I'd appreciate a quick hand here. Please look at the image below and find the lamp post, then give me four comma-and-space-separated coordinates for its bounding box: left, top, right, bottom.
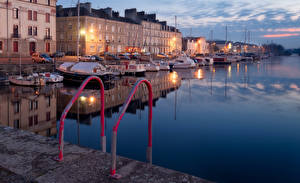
77, 0, 80, 62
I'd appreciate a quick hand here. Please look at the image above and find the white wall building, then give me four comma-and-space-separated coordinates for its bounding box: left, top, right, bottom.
0, 0, 56, 57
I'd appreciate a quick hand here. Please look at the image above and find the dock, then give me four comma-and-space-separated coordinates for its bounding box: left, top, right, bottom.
0, 125, 212, 183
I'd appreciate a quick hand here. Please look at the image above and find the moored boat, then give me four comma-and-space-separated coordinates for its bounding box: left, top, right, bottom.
107, 61, 146, 76
213, 54, 231, 65
57, 62, 115, 83
40, 72, 64, 83
170, 55, 196, 69
155, 61, 170, 71
144, 63, 160, 72
9, 75, 46, 86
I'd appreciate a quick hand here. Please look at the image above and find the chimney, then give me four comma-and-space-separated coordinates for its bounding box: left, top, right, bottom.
103, 7, 112, 17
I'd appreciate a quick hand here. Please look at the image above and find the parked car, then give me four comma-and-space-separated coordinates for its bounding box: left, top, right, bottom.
79, 55, 93, 62
130, 52, 141, 59
90, 55, 104, 61
118, 53, 130, 60
32, 53, 53, 63
100, 53, 120, 61
157, 53, 169, 59
51, 51, 65, 58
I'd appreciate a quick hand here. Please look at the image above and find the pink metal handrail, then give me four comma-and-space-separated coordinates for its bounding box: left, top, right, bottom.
110, 79, 153, 179
56, 76, 105, 161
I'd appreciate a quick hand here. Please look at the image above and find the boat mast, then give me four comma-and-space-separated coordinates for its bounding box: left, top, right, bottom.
77, 0, 80, 62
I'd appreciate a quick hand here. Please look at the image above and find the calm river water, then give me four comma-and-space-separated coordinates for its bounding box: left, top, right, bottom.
1, 56, 300, 183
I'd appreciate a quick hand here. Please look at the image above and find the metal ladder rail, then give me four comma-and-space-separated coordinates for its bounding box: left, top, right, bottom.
56, 76, 106, 162
110, 79, 153, 179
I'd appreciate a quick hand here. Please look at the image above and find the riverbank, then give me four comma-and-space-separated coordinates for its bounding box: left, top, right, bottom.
0, 125, 212, 183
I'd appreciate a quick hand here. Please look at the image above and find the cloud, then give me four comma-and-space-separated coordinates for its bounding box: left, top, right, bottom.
291, 15, 300, 21
256, 15, 266, 21
263, 33, 300, 38
274, 28, 300, 32
272, 14, 285, 21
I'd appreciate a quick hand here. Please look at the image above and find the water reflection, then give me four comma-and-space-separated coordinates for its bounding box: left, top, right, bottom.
0, 85, 58, 136
57, 72, 182, 120
1, 57, 300, 183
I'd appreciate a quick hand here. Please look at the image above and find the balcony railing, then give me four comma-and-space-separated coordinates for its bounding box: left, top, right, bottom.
11, 33, 20, 38
44, 35, 52, 40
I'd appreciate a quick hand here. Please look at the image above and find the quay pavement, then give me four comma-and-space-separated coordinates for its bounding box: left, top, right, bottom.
0, 125, 213, 183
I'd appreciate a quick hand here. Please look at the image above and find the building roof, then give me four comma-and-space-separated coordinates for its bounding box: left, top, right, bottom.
56, 4, 140, 25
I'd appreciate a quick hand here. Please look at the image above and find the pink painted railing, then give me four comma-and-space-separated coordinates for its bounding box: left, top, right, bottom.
110, 79, 153, 179
56, 76, 106, 162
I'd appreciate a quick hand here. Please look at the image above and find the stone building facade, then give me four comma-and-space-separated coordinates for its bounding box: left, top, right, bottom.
56, 3, 182, 55
0, 0, 56, 57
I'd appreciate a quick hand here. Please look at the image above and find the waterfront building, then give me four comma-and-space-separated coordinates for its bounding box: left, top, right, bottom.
183, 37, 209, 55
125, 8, 182, 54
56, 3, 182, 55
0, 0, 57, 57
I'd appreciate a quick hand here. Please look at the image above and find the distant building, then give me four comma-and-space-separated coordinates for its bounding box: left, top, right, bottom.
0, 0, 57, 57
207, 40, 233, 53
183, 37, 208, 55
56, 3, 182, 55
125, 8, 182, 54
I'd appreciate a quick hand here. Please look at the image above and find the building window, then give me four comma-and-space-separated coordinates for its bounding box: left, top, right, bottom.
34, 101, 38, 109
13, 41, 18, 52
33, 11, 37, 21
47, 128, 51, 137
68, 24, 72, 30
33, 27, 37, 36
30, 0, 37, 3
45, 42, 50, 52
14, 119, 20, 129
34, 115, 38, 125
13, 8, 19, 19
13, 25, 18, 35
45, 13, 50, 23
47, 96, 51, 107
29, 101, 33, 110
0, 41, 3, 51
28, 26, 32, 36
13, 101, 20, 113
99, 24, 102, 30
45, 28, 50, 37
112, 26, 115, 32
47, 0, 50, 6
29, 116, 33, 127
46, 112, 51, 121
28, 10, 32, 20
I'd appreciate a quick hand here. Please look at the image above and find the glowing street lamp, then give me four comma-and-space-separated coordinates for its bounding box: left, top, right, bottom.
80, 29, 86, 35
89, 96, 95, 103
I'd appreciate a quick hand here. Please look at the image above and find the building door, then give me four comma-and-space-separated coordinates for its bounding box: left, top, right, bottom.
29, 42, 36, 55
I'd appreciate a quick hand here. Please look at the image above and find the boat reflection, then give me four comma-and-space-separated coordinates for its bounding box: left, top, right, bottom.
57, 72, 182, 121
0, 85, 58, 137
